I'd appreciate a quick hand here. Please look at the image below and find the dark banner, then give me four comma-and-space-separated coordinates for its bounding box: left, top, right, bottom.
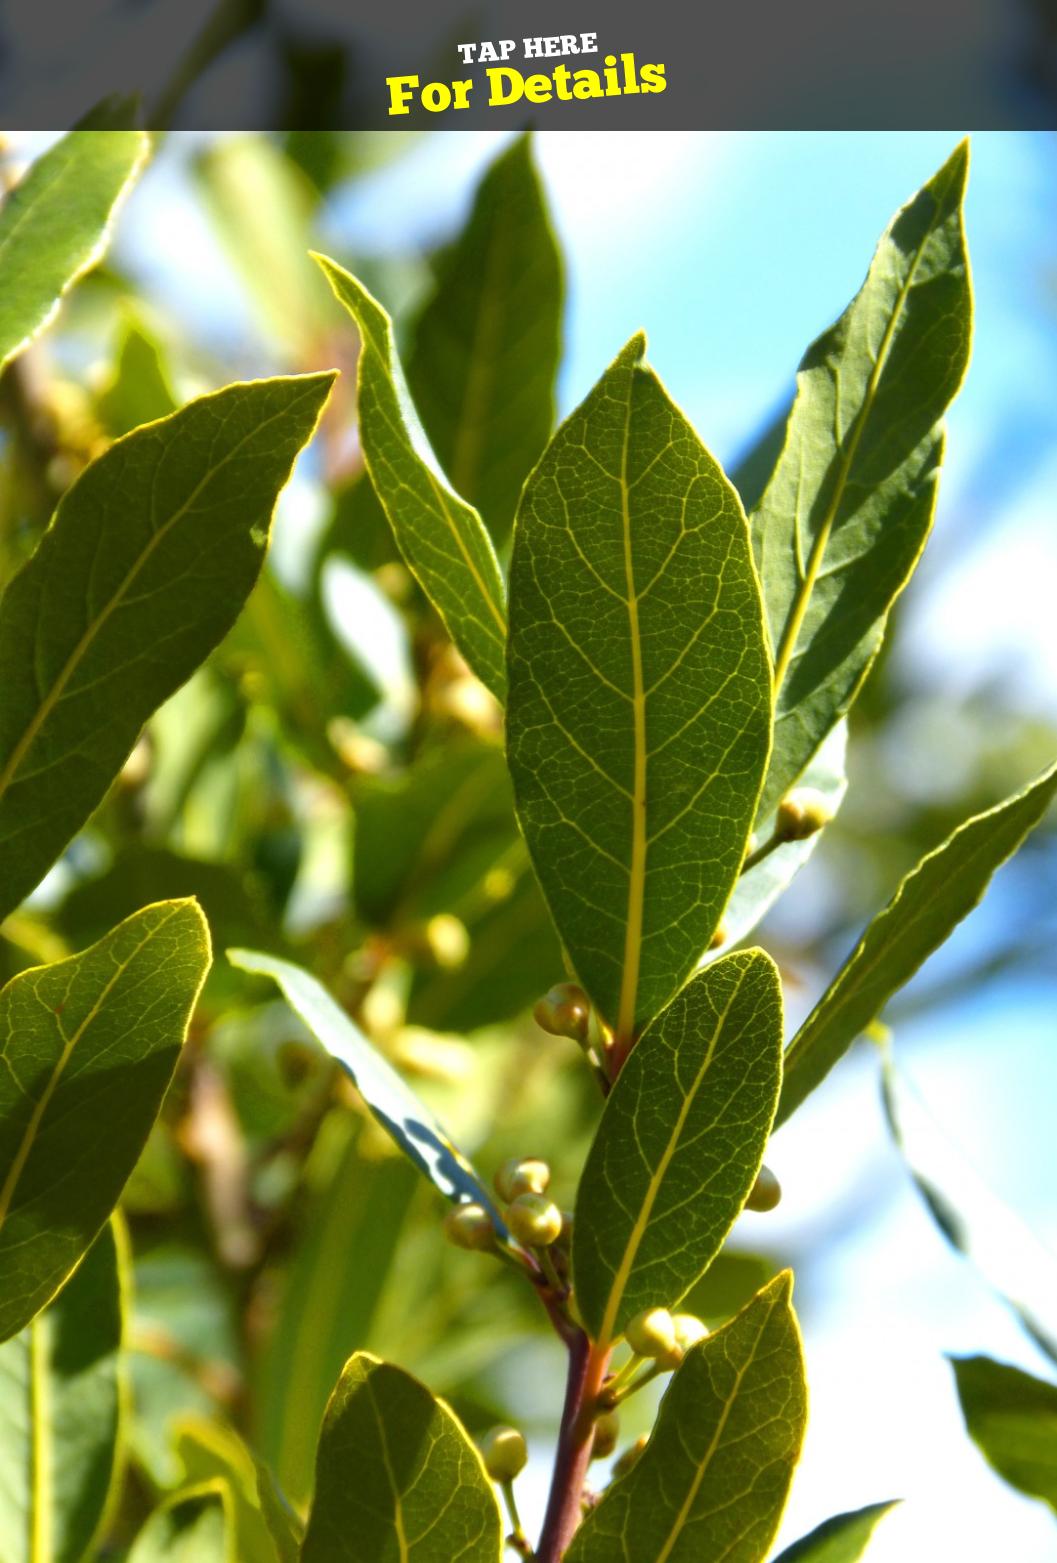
0, 0, 1054, 128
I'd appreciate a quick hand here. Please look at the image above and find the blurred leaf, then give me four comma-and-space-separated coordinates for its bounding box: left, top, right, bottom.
778, 762, 1057, 1127
507, 332, 771, 1038
0, 1217, 126, 1563
409, 847, 563, 1032
0, 372, 335, 922
951, 1356, 1057, 1515
195, 137, 334, 358
57, 847, 278, 968
352, 738, 512, 928
227, 948, 508, 1236
255, 1115, 417, 1506
566, 1273, 806, 1562
709, 721, 848, 961
882, 1051, 1057, 1365
300, 1351, 503, 1563
95, 312, 178, 438
0, 129, 148, 371
0, 899, 210, 1341
316, 470, 400, 575
128, 1480, 234, 1561
130, 1245, 241, 1488
142, 669, 246, 842
573, 951, 782, 1344
773, 1503, 898, 1561
313, 256, 508, 700
175, 1416, 295, 1563
753, 143, 971, 816
228, 567, 380, 774
680, 1248, 779, 1326
407, 133, 562, 547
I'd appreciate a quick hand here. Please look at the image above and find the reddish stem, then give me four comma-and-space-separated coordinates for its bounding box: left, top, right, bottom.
536, 1335, 611, 1563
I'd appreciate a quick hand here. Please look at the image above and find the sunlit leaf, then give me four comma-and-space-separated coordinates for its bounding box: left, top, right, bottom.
175, 1415, 299, 1563
0, 1218, 126, 1563
0, 899, 210, 1341
0, 128, 148, 371
407, 133, 562, 546
753, 143, 971, 816
773, 1502, 899, 1561
573, 950, 782, 1344
0, 372, 335, 922
313, 255, 508, 700
566, 1273, 806, 1563
227, 948, 508, 1236
778, 762, 1057, 1127
300, 1351, 502, 1563
507, 333, 771, 1038
951, 1356, 1057, 1515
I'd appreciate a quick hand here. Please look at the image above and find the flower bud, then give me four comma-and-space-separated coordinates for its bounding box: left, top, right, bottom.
494, 1157, 551, 1202
506, 1192, 563, 1247
481, 1426, 528, 1482
775, 787, 833, 843
443, 1202, 496, 1251
658, 1312, 709, 1370
624, 1306, 677, 1359
745, 1165, 782, 1212
533, 982, 591, 1045
707, 923, 728, 951
612, 1434, 648, 1478
591, 1409, 620, 1461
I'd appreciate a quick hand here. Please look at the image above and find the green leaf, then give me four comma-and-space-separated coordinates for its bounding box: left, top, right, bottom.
566, 1273, 806, 1563
174, 1416, 299, 1563
128, 1481, 235, 1562
753, 143, 971, 816
0, 898, 211, 1341
507, 334, 772, 1038
951, 1356, 1057, 1514
407, 133, 563, 547
0, 128, 148, 371
313, 254, 508, 700
196, 137, 336, 360
0, 1217, 127, 1563
773, 1502, 899, 1562
255, 1114, 417, 1506
0, 371, 335, 923
777, 761, 1057, 1127
300, 1351, 502, 1563
573, 950, 783, 1345
882, 1052, 1057, 1365
95, 311, 179, 438
708, 722, 847, 961
226, 948, 508, 1238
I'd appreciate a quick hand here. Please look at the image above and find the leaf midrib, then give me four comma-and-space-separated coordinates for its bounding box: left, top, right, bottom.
365, 1374, 410, 1563
597, 970, 744, 1346
29, 1312, 51, 1563
0, 391, 304, 813
615, 375, 648, 1045
652, 1291, 775, 1563
770, 191, 948, 692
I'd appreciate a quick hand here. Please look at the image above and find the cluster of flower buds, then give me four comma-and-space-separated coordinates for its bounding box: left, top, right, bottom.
625, 1305, 708, 1371
495, 1157, 566, 1249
